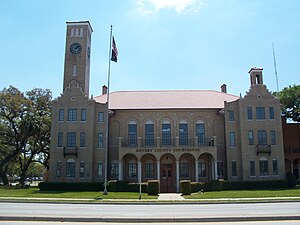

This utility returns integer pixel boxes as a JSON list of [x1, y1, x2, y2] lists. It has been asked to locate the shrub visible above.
[[38, 182, 103, 191], [286, 172, 297, 188], [180, 180, 191, 195], [147, 180, 159, 195], [223, 180, 288, 190], [191, 182, 204, 193], [107, 180, 147, 193]]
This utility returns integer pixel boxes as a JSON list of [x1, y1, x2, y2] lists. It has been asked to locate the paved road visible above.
[[0, 202, 300, 222]]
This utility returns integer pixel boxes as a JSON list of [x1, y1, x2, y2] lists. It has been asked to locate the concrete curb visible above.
[[1, 215, 300, 223]]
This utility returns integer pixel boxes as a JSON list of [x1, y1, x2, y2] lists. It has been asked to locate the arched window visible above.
[[162, 120, 171, 146], [128, 121, 137, 147], [179, 120, 188, 146], [145, 120, 154, 146], [196, 120, 205, 146], [128, 159, 137, 178], [66, 158, 75, 178], [144, 159, 155, 179]]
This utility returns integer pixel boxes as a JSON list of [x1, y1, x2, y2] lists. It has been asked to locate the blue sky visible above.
[[1, 0, 299, 98]]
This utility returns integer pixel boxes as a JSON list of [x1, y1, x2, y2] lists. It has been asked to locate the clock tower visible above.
[[63, 21, 93, 96]]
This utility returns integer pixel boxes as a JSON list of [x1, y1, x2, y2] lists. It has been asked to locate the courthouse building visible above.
[[48, 21, 286, 192]]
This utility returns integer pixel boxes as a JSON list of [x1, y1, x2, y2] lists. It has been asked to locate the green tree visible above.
[[275, 84, 300, 122], [0, 86, 32, 185], [0, 86, 52, 186]]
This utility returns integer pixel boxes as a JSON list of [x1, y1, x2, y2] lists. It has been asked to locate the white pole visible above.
[[103, 25, 113, 195]]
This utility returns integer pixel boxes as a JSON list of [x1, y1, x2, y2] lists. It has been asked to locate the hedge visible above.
[[180, 180, 191, 195], [148, 180, 159, 195], [107, 180, 148, 193], [38, 182, 104, 191]]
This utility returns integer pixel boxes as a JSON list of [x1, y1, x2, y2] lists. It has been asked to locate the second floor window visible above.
[[68, 109, 77, 121], [179, 121, 188, 146], [57, 132, 63, 147], [196, 121, 205, 146], [162, 122, 171, 146], [269, 107, 275, 119], [248, 131, 254, 145], [98, 133, 103, 148], [247, 107, 253, 120], [229, 110, 235, 121], [270, 130, 276, 145], [230, 132, 236, 147], [145, 122, 154, 146], [128, 122, 137, 147]]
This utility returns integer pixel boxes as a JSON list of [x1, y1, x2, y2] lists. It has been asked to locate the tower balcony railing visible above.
[[119, 136, 216, 148], [256, 145, 271, 155], [63, 147, 78, 158]]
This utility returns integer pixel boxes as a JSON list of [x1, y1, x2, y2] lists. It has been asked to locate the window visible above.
[[196, 121, 205, 146], [145, 163, 155, 178], [68, 109, 77, 121], [145, 121, 154, 146], [229, 110, 235, 121], [179, 121, 188, 146], [66, 159, 75, 178], [59, 109, 64, 121], [111, 161, 119, 178], [67, 132, 76, 147], [180, 163, 189, 178], [247, 107, 253, 120], [269, 107, 275, 119], [72, 64, 77, 76], [250, 160, 255, 177], [162, 121, 171, 146], [259, 157, 269, 176], [248, 131, 254, 145], [57, 132, 63, 147], [56, 161, 62, 178], [80, 132, 85, 147], [272, 159, 278, 176], [97, 161, 103, 178], [128, 122, 137, 147], [128, 163, 137, 178], [232, 161, 237, 177], [79, 161, 85, 178], [98, 133, 103, 148], [230, 132, 236, 147], [257, 130, 267, 146], [98, 112, 104, 123], [270, 130, 276, 145], [256, 107, 265, 120], [81, 109, 86, 121], [198, 161, 206, 178]]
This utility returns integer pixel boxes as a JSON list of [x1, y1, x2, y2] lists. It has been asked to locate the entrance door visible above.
[[160, 164, 175, 193]]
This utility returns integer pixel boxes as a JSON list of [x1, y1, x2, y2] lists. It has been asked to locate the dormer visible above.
[[249, 67, 263, 86]]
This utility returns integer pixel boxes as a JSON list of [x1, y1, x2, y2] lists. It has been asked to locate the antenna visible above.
[[272, 42, 279, 92]]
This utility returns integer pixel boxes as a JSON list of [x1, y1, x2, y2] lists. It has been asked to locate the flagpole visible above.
[[103, 25, 113, 195]]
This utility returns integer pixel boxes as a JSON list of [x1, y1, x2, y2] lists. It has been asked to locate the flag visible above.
[[111, 37, 118, 63]]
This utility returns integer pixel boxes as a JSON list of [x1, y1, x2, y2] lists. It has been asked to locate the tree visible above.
[[17, 88, 52, 186], [275, 84, 300, 122], [0, 86, 52, 186]]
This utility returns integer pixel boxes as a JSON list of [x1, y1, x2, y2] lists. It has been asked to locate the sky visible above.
[[0, 0, 299, 98]]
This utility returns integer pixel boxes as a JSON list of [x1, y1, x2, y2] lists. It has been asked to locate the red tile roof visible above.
[[94, 90, 239, 110]]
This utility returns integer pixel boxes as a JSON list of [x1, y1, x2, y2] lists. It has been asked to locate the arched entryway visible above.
[[122, 154, 138, 182], [160, 153, 176, 193], [141, 154, 157, 181], [197, 153, 215, 182]]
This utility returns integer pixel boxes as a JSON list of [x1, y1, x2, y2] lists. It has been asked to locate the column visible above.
[[118, 161, 123, 181], [157, 161, 160, 181], [138, 161, 142, 183], [214, 161, 218, 180], [176, 160, 180, 192], [195, 160, 199, 182]]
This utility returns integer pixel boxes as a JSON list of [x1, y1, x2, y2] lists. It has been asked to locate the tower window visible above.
[[228, 110, 235, 121], [72, 64, 77, 76], [256, 74, 261, 84], [256, 107, 265, 120]]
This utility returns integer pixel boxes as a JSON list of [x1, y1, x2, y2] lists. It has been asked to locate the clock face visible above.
[[70, 43, 82, 54]]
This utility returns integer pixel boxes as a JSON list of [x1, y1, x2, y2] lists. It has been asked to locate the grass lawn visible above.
[[0, 186, 157, 200], [184, 188, 300, 199]]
